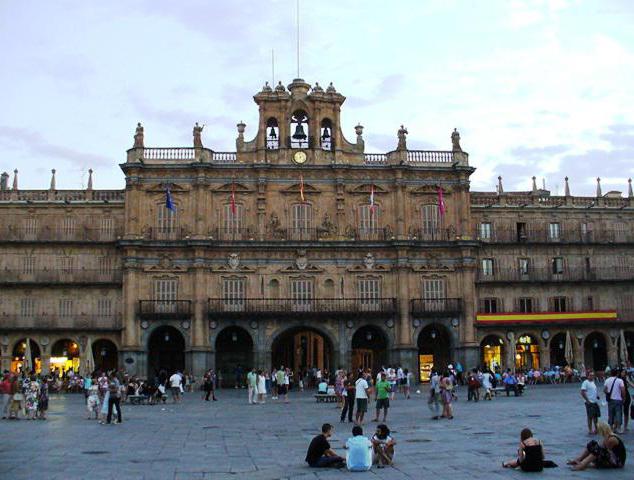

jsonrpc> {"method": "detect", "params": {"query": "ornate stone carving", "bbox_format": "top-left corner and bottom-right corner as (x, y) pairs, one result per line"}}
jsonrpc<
(363, 253), (375, 270)
(295, 250), (308, 270)
(317, 213), (337, 239)
(228, 253), (240, 270)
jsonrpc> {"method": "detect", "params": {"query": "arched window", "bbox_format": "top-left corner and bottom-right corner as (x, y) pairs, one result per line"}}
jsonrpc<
(266, 118), (279, 149)
(290, 110), (309, 149)
(320, 118), (332, 151)
(222, 203), (244, 239)
(358, 204), (381, 240)
(290, 203), (312, 239)
(421, 204), (440, 240)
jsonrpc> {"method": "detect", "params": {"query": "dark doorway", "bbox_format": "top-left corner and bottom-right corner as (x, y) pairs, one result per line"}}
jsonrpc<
(215, 327), (254, 388)
(584, 332), (608, 371)
(549, 332), (567, 367)
(147, 326), (185, 378)
(272, 328), (333, 375)
(418, 324), (451, 382)
(352, 325), (388, 373)
(92, 339), (119, 373)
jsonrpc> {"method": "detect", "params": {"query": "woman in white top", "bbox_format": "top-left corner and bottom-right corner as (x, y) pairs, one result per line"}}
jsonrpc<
(257, 370), (267, 404)
(482, 371), (493, 400)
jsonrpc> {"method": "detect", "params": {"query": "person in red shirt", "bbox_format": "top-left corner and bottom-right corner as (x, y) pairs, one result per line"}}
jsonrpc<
(0, 374), (12, 419)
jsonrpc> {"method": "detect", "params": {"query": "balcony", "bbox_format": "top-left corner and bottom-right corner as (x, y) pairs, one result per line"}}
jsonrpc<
(138, 300), (192, 320)
(211, 227), (256, 241)
(207, 298), (398, 319)
(476, 267), (634, 283)
(475, 225), (634, 244)
(411, 298), (463, 316)
(0, 226), (123, 242)
(0, 314), (123, 331)
(408, 227), (457, 242)
(146, 227), (189, 241)
(0, 269), (122, 285)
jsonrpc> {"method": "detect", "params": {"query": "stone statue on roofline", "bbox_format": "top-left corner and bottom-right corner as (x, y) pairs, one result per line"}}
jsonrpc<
(397, 125), (408, 151)
(193, 122), (204, 148)
(451, 128), (462, 152)
(133, 122), (144, 148)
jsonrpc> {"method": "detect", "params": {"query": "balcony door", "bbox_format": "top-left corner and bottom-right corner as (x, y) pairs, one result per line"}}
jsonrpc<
(154, 279), (177, 313)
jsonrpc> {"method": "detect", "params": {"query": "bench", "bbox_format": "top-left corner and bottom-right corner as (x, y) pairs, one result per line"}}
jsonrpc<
(127, 395), (148, 405)
(314, 394), (338, 403)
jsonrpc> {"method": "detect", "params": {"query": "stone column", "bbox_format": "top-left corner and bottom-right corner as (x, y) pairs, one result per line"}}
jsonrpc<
(539, 340), (549, 370)
(607, 339), (618, 367)
(40, 353), (51, 375)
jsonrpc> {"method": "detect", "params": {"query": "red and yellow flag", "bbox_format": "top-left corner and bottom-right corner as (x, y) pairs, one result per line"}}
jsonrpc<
(299, 174), (305, 202)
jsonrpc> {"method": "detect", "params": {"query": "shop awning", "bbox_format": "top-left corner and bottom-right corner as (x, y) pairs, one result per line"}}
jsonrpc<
(476, 310), (618, 326)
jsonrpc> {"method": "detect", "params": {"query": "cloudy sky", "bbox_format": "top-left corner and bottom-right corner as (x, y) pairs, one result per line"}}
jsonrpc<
(1, 0), (633, 195)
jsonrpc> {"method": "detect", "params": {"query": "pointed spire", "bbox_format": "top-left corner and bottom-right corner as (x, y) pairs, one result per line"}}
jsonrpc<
(531, 176), (538, 193)
(87, 169), (93, 190)
(12, 169), (18, 190)
(50, 169), (56, 190)
(564, 177), (570, 196)
(628, 178), (633, 198)
(596, 177), (602, 197)
(497, 176), (503, 194)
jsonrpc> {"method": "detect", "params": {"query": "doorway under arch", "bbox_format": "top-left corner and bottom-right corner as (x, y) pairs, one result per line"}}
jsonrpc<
(351, 325), (388, 373)
(92, 339), (119, 373)
(584, 332), (608, 371)
(480, 334), (505, 371)
(272, 327), (333, 375)
(11, 338), (41, 374)
(147, 326), (186, 378)
(549, 332), (567, 367)
(50, 338), (80, 375)
(515, 334), (540, 370)
(215, 326), (254, 388)
(417, 324), (451, 382)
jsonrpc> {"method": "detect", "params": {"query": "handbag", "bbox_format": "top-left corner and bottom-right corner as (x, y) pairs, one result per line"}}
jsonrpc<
(605, 378), (617, 402)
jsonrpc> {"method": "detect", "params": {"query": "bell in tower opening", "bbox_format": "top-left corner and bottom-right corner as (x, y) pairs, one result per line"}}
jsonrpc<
(266, 118), (279, 150)
(290, 110), (309, 149)
(320, 118), (332, 151)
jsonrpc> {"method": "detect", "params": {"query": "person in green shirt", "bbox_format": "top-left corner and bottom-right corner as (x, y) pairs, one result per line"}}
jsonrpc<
(373, 373), (391, 422)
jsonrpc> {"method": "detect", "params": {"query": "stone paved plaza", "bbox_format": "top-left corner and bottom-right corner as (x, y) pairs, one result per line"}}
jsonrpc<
(1, 384), (632, 479)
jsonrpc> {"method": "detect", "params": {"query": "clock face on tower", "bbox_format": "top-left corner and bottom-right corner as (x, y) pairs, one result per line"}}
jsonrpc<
(293, 151), (307, 164)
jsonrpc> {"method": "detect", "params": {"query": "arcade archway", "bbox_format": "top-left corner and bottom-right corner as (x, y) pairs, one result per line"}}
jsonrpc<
(215, 326), (254, 388)
(147, 326), (185, 378)
(480, 334), (505, 371)
(92, 339), (119, 373)
(515, 334), (540, 370)
(549, 332), (567, 367)
(351, 325), (388, 373)
(417, 324), (451, 382)
(11, 338), (41, 374)
(50, 338), (80, 375)
(272, 327), (333, 375)
(584, 332), (608, 371)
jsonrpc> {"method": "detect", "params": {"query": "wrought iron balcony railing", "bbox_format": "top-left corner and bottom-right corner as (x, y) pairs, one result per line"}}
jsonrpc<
(476, 267), (634, 283)
(208, 297), (398, 318)
(0, 226), (123, 242)
(475, 225), (634, 244)
(0, 269), (122, 284)
(138, 300), (192, 319)
(411, 298), (463, 316)
(0, 314), (123, 331)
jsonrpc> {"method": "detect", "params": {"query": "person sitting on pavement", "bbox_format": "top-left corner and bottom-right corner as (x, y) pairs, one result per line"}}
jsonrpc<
(371, 424), (396, 467)
(568, 421), (626, 470)
(345, 426), (372, 471)
(503, 428), (546, 471)
(305, 423), (345, 468)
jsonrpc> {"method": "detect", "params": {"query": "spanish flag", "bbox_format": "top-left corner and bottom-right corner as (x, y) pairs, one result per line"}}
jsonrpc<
(300, 174), (305, 202)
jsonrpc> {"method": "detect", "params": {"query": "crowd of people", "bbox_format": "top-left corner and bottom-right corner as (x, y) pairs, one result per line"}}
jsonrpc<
(0, 372), (49, 420)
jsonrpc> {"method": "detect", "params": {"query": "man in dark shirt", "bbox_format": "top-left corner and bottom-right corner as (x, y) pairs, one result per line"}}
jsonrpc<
(305, 423), (345, 468)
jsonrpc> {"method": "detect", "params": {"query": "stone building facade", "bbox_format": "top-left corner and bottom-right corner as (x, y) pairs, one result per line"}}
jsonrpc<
(1, 78), (633, 381)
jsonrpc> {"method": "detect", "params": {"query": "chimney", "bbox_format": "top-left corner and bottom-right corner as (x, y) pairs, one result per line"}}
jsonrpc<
(0, 172), (8, 191)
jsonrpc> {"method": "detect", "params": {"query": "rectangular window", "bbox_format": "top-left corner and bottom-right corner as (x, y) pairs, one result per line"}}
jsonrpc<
(101, 217), (115, 239)
(59, 299), (74, 317)
(20, 298), (36, 317)
(22, 256), (36, 274)
(154, 278), (178, 313)
(99, 256), (112, 274)
(60, 217), (76, 239)
(222, 204), (244, 239)
(359, 205), (380, 239)
(157, 206), (177, 239)
(22, 218), (38, 240)
(97, 298), (112, 317)
(581, 222), (593, 242)
(291, 278), (314, 311)
(481, 298), (498, 314)
(358, 277), (381, 310)
(518, 258), (530, 276)
(614, 222), (627, 242)
(552, 296), (567, 312)
(421, 205), (440, 238)
(479, 222), (492, 240)
(291, 204), (312, 239)
(58, 256), (74, 274)
(222, 277), (246, 311)
(423, 278), (446, 311)
(518, 297), (533, 313)
(516, 222), (527, 242)
(552, 257), (564, 275)
(548, 222), (561, 240)
(481, 258), (494, 276)
(585, 296), (594, 310)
